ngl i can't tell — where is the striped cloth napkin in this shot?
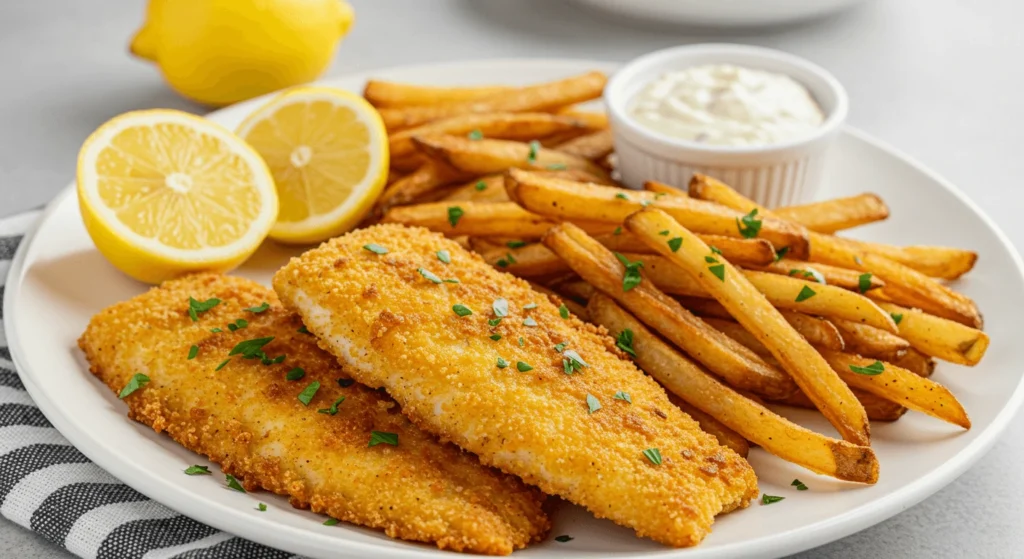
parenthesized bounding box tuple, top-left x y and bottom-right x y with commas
(0, 210, 296, 559)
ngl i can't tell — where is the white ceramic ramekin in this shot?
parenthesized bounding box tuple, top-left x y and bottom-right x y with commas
(605, 43, 849, 207)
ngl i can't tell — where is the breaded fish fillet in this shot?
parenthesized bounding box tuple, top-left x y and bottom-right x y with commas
(273, 225, 758, 547)
(78, 274, 548, 555)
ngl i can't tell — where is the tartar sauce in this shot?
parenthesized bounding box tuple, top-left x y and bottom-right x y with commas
(628, 64, 824, 146)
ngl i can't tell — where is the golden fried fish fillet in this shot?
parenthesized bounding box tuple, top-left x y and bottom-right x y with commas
(273, 224, 758, 547)
(78, 274, 548, 555)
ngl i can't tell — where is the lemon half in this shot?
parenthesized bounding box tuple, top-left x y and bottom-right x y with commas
(236, 87, 389, 244)
(77, 109, 278, 284)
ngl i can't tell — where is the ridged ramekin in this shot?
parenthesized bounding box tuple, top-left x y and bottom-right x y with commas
(605, 43, 848, 207)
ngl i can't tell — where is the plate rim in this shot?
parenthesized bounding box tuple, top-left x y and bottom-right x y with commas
(5, 58, 1024, 559)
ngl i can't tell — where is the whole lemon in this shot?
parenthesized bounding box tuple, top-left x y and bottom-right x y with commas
(130, 0, 354, 107)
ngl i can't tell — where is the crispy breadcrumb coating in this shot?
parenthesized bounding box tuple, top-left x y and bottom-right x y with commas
(78, 274, 548, 555)
(273, 225, 758, 547)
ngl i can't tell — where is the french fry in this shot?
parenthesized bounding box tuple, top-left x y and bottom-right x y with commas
(443, 175, 511, 203)
(554, 280, 595, 303)
(830, 318, 910, 361)
(625, 207, 871, 445)
(893, 348, 937, 378)
(679, 298, 846, 352)
(389, 113, 589, 159)
(774, 194, 890, 234)
(876, 302, 989, 366)
(553, 107, 609, 130)
(478, 243, 569, 276)
(669, 395, 750, 457)
(776, 388, 908, 422)
(375, 162, 466, 212)
(414, 136, 611, 181)
(382, 201, 617, 239)
(378, 71, 607, 130)
(855, 253, 982, 328)
(364, 81, 515, 108)
(553, 129, 614, 160)
(822, 351, 971, 429)
(588, 295, 878, 483)
(543, 223, 798, 399)
(506, 170, 811, 258)
(755, 258, 884, 292)
(595, 232, 777, 266)
(643, 180, 687, 197)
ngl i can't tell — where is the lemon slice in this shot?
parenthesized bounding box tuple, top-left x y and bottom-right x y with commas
(77, 109, 278, 284)
(236, 87, 389, 243)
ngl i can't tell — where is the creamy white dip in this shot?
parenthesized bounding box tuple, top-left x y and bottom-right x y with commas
(627, 64, 825, 146)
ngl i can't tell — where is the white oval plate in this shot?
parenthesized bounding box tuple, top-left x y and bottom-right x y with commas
(5, 59, 1024, 559)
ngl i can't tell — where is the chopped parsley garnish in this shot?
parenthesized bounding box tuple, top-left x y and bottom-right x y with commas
(708, 264, 726, 282)
(554, 342, 568, 352)
(506, 240, 527, 248)
(443, 278, 460, 284)
(586, 394, 601, 414)
(516, 361, 533, 372)
(257, 503, 267, 512)
(225, 474, 246, 493)
(229, 336, 274, 360)
(858, 273, 873, 293)
(792, 479, 808, 491)
(613, 391, 632, 403)
(447, 206, 464, 227)
(523, 303, 538, 310)
(527, 140, 540, 163)
(227, 318, 248, 332)
(298, 325, 311, 334)
(184, 465, 211, 476)
(705, 256, 718, 263)
(436, 250, 451, 264)
(488, 318, 502, 327)
(789, 268, 826, 284)
(849, 360, 885, 376)
(215, 359, 231, 371)
(518, 337, 525, 347)
(188, 297, 221, 321)
(468, 129, 483, 140)
(640, 200, 653, 207)
(761, 494, 785, 505)
(188, 345, 199, 360)
(643, 448, 662, 465)
(554, 535, 574, 543)
(497, 357, 509, 369)
(452, 304, 473, 317)
(474, 180, 487, 191)
(297, 381, 320, 406)
(418, 267, 443, 283)
(668, 237, 683, 252)
(710, 245, 722, 255)
(323, 518, 339, 526)
(118, 373, 150, 399)
(523, 317, 538, 327)
(246, 302, 270, 313)
(210, 328, 222, 333)
(363, 243, 388, 255)
(286, 368, 305, 381)
(613, 226, 622, 236)
(795, 285, 817, 302)
(891, 312, 904, 325)
(369, 431, 398, 447)
(615, 329, 636, 357)
(546, 163, 568, 171)
(559, 304, 570, 319)
(490, 334, 502, 341)
(613, 252, 644, 292)
(262, 354, 286, 366)
(774, 246, 790, 262)
(337, 378, 355, 388)
(736, 209, 762, 238)
(562, 350, 588, 374)
(492, 298, 509, 317)
(317, 396, 346, 415)
(658, 230, 669, 236)
(615, 193, 630, 200)
(504, 252, 517, 264)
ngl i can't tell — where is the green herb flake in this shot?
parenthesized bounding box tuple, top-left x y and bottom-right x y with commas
(554, 342, 568, 352)
(474, 180, 487, 191)
(849, 360, 885, 376)
(562, 350, 588, 374)
(795, 285, 817, 302)
(298, 325, 311, 334)
(337, 378, 355, 388)
(418, 267, 443, 284)
(710, 246, 722, 255)
(614, 252, 644, 292)
(891, 312, 904, 325)
(452, 304, 473, 317)
(613, 391, 632, 403)
(490, 333, 502, 341)
(704, 255, 718, 264)
(559, 304, 570, 319)
(516, 361, 533, 372)
(229, 336, 274, 359)
(527, 140, 540, 164)
(363, 243, 388, 255)
(188, 297, 221, 322)
(443, 278, 460, 284)
(323, 518, 339, 526)
(858, 273, 873, 293)
(643, 448, 662, 465)
(505, 252, 517, 265)
(761, 494, 785, 505)
(468, 129, 483, 141)
(668, 237, 683, 252)
(523, 303, 538, 310)
(506, 240, 527, 248)
(613, 226, 623, 236)
(257, 503, 267, 512)
(317, 396, 346, 415)
(184, 465, 211, 476)
(497, 357, 509, 369)
(225, 474, 246, 493)
(658, 230, 669, 236)
(554, 535, 574, 543)
(586, 394, 601, 414)
(492, 298, 509, 317)
(297, 381, 321, 406)
(436, 250, 451, 264)
(286, 368, 305, 381)
(615, 328, 636, 357)
(792, 479, 808, 491)
(546, 163, 568, 171)
(615, 193, 630, 200)
(774, 246, 790, 262)
(215, 358, 231, 371)
(187, 345, 199, 360)
(736, 209, 762, 239)
(210, 328, 222, 333)
(523, 317, 538, 327)
(447, 206, 465, 227)
(245, 302, 270, 313)
(488, 318, 502, 327)
(118, 373, 150, 399)
(369, 431, 399, 447)
(518, 337, 525, 347)
(708, 264, 726, 282)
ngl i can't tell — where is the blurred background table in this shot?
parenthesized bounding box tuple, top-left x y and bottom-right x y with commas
(1, 0, 1020, 557)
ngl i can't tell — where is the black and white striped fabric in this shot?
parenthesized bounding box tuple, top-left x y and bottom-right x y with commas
(0, 211, 298, 559)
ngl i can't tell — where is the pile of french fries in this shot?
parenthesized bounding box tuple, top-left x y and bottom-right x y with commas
(364, 73, 988, 485)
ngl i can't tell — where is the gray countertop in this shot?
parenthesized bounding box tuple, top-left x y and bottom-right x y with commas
(2, 0, 1022, 557)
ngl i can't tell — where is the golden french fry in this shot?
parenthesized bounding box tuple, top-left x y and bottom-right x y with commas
(594, 232, 777, 266)
(375, 162, 466, 212)
(478, 242, 569, 276)
(876, 302, 989, 366)
(364, 81, 515, 108)
(669, 395, 749, 457)
(588, 295, 878, 483)
(679, 298, 845, 352)
(643, 180, 688, 197)
(542, 223, 798, 399)
(822, 351, 970, 429)
(754, 258, 884, 292)
(378, 71, 607, 130)
(893, 348, 937, 378)
(553, 107, 609, 130)
(776, 388, 908, 422)
(831, 318, 910, 361)
(442, 175, 511, 203)
(773, 193, 890, 234)
(413, 136, 611, 181)
(856, 253, 982, 328)
(389, 113, 588, 159)
(389, 153, 427, 172)
(382, 201, 616, 239)
(625, 207, 871, 446)
(553, 129, 614, 160)
(506, 169, 810, 258)
(553, 280, 595, 303)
